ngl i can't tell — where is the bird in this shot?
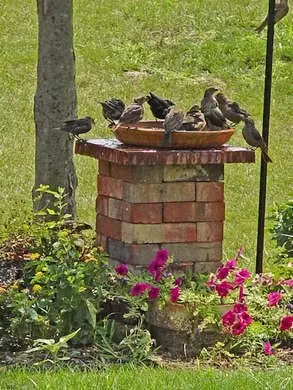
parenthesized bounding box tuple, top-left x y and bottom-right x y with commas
(200, 87, 219, 112)
(54, 116, 95, 141)
(146, 92, 175, 120)
(242, 117, 272, 163)
(181, 105, 206, 131)
(215, 93, 250, 125)
(200, 87, 229, 130)
(255, 0, 289, 34)
(118, 96, 147, 125)
(163, 106, 184, 146)
(99, 98, 125, 127)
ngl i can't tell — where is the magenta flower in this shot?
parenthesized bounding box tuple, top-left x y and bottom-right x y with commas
(206, 275, 216, 290)
(216, 266, 230, 280)
(238, 285, 245, 302)
(174, 277, 183, 286)
(148, 249, 169, 281)
(225, 259, 237, 270)
(280, 315, 293, 331)
(236, 247, 244, 259)
(170, 286, 180, 303)
(264, 341, 274, 356)
(233, 303, 247, 313)
(231, 321, 246, 336)
(280, 279, 293, 288)
(115, 263, 128, 276)
(233, 269, 251, 285)
(267, 291, 282, 307)
(239, 311, 252, 326)
(130, 282, 150, 297)
(155, 249, 169, 265)
(148, 286, 160, 301)
(221, 310, 236, 327)
(215, 281, 234, 298)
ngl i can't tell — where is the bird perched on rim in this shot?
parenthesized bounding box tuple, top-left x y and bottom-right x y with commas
(181, 105, 206, 131)
(215, 93, 250, 125)
(54, 116, 95, 141)
(163, 106, 184, 146)
(255, 0, 289, 34)
(242, 117, 272, 163)
(201, 88, 229, 130)
(99, 98, 125, 127)
(146, 92, 175, 120)
(118, 96, 147, 125)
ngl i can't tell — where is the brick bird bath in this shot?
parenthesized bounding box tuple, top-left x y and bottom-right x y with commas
(75, 139, 255, 273)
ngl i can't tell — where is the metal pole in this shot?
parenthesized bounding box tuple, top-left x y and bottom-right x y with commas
(256, 0, 276, 274)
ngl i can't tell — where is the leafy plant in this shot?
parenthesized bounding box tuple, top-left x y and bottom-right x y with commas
(270, 199, 293, 258)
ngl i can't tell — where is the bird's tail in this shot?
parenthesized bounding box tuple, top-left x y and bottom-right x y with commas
(261, 146, 272, 163)
(255, 18, 267, 33)
(162, 131, 172, 147)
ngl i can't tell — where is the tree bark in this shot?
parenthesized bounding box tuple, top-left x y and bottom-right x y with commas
(34, 0, 77, 216)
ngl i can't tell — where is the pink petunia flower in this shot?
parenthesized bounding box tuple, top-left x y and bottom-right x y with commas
(170, 286, 180, 303)
(280, 315, 293, 331)
(174, 277, 183, 287)
(233, 303, 248, 313)
(216, 266, 230, 280)
(264, 341, 274, 356)
(238, 285, 245, 303)
(215, 281, 234, 298)
(236, 247, 244, 259)
(225, 259, 237, 270)
(280, 279, 293, 288)
(239, 311, 252, 326)
(147, 249, 169, 281)
(148, 286, 160, 301)
(206, 274, 216, 290)
(130, 282, 150, 296)
(221, 310, 236, 327)
(233, 269, 251, 285)
(267, 291, 282, 307)
(231, 321, 247, 336)
(115, 263, 129, 276)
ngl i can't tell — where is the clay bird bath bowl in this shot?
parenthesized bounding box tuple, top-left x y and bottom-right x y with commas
(114, 120, 235, 149)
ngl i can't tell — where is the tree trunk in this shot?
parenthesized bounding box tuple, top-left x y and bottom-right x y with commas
(33, 0, 77, 217)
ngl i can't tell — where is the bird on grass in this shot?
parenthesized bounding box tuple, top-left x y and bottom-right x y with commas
(181, 105, 206, 131)
(54, 116, 95, 141)
(163, 106, 184, 146)
(99, 98, 125, 127)
(146, 92, 175, 120)
(200, 87, 229, 130)
(118, 96, 147, 125)
(215, 93, 250, 125)
(242, 117, 272, 163)
(255, 0, 289, 33)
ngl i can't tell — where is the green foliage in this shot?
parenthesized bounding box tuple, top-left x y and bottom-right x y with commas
(270, 199, 293, 258)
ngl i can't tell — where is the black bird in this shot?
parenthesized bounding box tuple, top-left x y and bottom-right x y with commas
(200, 88, 228, 130)
(216, 93, 250, 125)
(255, 0, 289, 34)
(242, 117, 272, 163)
(118, 96, 147, 124)
(146, 92, 175, 120)
(181, 105, 206, 131)
(99, 98, 125, 126)
(163, 106, 184, 146)
(54, 116, 95, 141)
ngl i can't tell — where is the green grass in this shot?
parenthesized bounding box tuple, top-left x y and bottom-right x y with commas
(1, 367, 293, 390)
(0, 0, 292, 268)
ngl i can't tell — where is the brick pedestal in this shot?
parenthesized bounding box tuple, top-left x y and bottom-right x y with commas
(76, 139, 255, 273)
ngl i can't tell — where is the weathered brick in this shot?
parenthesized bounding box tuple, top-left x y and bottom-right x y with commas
(110, 163, 163, 183)
(124, 182, 195, 203)
(108, 198, 124, 220)
(96, 196, 108, 215)
(163, 223, 197, 242)
(196, 182, 224, 202)
(164, 242, 222, 263)
(98, 175, 124, 199)
(170, 261, 220, 273)
(98, 160, 111, 176)
(96, 233, 108, 250)
(197, 222, 223, 242)
(194, 202, 225, 221)
(163, 202, 195, 222)
(163, 164, 224, 182)
(97, 215, 122, 240)
(123, 203, 162, 224)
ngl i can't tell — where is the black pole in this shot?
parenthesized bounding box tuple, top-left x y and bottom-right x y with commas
(256, 0, 275, 274)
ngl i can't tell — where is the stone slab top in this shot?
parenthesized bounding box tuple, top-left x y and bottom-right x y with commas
(75, 138, 255, 166)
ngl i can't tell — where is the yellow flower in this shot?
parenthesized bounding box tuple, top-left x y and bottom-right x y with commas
(32, 284, 42, 294)
(0, 287, 6, 294)
(78, 287, 87, 293)
(35, 271, 44, 279)
(29, 253, 40, 260)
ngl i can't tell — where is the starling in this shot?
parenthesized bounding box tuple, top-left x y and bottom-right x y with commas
(200, 87, 219, 112)
(216, 93, 250, 124)
(118, 96, 147, 125)
(146, 92, 175, 120)
(242, 117, 272, 163)
(181, 105, 206, 131)
(163, 106, 184, 146)
(54, 116, 95, 141)
(255, 0, 289, 33)
(99, 98, 125, 126)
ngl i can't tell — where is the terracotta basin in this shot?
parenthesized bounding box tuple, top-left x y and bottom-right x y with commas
(114, 120, 235, 149)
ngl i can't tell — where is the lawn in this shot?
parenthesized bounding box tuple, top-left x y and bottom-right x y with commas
(1, 366, 293, 390)
(0, 2, 292, 261)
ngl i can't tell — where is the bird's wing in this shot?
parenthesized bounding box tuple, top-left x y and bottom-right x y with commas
(119, 104, 142, 123)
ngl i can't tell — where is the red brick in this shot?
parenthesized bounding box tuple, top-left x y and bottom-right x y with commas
(164, 242, 222, 263)
(194, 202, 225, 221)
(108, 198, 124, 220)
(196, 182, 224, 202)
(98, 160, 111, 176)
(124, 182, 195, 203)
(98, 175, 123, 199)
(123, 203, 162, 223)
(97, 215, 122, 240)
(110, 164, 163, 183)
(110, 164, 133, 181)
(197, 222, 223, 242)
(96, 196, 108, 215)
(96, 233, 108, 250)
(163, 202, 196, 222)
(162, 223, 196, 242)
